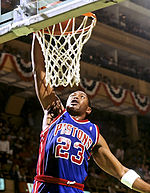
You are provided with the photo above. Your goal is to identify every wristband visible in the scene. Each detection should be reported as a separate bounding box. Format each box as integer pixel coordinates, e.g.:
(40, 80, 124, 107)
(121, 169, 141, 189)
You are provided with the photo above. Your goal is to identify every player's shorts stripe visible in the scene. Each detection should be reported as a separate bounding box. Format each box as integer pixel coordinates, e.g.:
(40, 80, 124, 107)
(34, 175, 84, 191)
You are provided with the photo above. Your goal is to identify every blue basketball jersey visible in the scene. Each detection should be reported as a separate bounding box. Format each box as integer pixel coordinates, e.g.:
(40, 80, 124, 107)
(33, 110, 99, 193)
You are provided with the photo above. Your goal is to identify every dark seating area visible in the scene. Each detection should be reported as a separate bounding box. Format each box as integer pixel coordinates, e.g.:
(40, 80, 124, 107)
(0, 109, 150, 193)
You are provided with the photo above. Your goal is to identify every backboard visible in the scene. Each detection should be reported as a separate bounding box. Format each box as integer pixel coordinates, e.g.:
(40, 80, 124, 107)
(0, 0, 126, 44)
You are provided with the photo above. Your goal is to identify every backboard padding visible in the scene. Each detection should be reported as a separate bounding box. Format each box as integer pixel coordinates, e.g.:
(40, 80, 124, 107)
(0, 0, 126, 44)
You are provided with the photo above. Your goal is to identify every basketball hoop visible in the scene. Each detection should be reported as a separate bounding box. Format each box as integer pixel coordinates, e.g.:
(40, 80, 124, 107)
(34, 12, 96, 87)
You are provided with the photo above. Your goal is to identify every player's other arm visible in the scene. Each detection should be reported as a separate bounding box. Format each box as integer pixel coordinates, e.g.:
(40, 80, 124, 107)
(31, 34, 64, 112)
(92, 134, 150, 193)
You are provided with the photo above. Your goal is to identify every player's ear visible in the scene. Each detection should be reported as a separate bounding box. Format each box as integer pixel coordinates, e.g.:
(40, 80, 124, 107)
(86, 106, 92, 115)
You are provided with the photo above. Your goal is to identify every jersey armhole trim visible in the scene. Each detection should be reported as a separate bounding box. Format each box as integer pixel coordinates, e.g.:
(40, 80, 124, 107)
(41, 109, 66, 136)
(91, 124, 100, 151)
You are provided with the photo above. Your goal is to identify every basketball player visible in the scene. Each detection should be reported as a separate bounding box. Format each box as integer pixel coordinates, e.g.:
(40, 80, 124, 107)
(31, 35, 150, 193)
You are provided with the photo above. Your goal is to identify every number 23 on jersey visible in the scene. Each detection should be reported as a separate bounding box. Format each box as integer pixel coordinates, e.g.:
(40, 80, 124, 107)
(55, 136, 85, 165)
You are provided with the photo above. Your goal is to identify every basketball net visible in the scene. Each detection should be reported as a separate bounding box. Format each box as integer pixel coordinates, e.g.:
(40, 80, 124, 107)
(34, 13, 96, 87)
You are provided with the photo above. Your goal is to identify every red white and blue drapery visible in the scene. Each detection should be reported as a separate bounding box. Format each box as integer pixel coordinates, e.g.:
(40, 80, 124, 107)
(0, 53, 32, 81)
(0, 53, 150, 114)
(79, 78, 150, 114)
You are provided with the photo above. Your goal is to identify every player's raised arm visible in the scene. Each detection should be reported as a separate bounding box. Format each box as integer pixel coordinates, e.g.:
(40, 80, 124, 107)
(92, 134, 150, 193)
(31, 34, 64, 128)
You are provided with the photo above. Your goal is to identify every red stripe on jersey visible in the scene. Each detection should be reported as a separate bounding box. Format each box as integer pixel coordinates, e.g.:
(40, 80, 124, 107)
(95, 124, 100, 145)
(41, 109, 66, 136)
(70, 115, 90, 124)
(32, 181, 41, 193)
(37, 129, 49, 175)
(37, 109, 66, 175)
(88, 124, 100, 160)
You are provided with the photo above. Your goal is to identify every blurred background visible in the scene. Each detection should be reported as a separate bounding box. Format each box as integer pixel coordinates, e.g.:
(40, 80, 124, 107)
(0, 0, 150, 192)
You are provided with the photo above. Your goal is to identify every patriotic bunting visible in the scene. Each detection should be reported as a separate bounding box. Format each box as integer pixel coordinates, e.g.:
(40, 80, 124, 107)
(103, 83, 128, 106)
(0, 53, 150, 114)
(0, 53, 33, 81)
(79, 78, 101, 98)
(130, 92, 150, 114)
(79, 78, 150, 114)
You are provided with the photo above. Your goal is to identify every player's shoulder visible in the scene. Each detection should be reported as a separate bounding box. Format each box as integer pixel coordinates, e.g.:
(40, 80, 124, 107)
(85, 121, 100, 139)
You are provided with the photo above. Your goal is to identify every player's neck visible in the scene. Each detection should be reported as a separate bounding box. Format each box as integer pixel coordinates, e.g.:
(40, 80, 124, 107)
(66, 108, 87, 120)
(71, 114, 87, 121)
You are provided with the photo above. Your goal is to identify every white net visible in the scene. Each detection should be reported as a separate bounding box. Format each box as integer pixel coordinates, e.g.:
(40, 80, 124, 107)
(35, 13, 96, 87)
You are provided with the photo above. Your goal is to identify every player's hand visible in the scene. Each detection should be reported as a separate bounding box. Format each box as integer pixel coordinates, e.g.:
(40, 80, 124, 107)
(48, 99, 63, 120)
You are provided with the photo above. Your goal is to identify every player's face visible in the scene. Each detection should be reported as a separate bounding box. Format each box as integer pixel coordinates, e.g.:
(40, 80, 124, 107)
(66, 91, 91, 118)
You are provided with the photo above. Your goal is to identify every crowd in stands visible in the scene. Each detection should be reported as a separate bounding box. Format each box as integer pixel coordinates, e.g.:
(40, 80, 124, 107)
(94, 9, 150, 41)
(1, 42, 150, 97)
(0, 108, 150, 193)
(82, 51, 150, 84)
(0, 116, 39, 185)
(131, 0, 150, 10)
(2, 42, 150, 88)
(85, 112, 150, 193)
(1, 1, 150, 192)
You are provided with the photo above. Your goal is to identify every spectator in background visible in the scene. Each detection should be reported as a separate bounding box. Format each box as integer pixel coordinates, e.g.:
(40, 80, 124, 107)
(0, 135, 10, 163)
(115, 145, 124, 162)
(144, 165, 150, 182)
(108, 57, 115, 66)
(0, 120, 3, 135)
(119, 13, 127, 30)
(108, 183, 117, 193)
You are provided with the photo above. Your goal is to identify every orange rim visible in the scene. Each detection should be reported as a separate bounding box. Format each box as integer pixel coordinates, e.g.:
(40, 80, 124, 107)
(43, 12, 97, 35)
